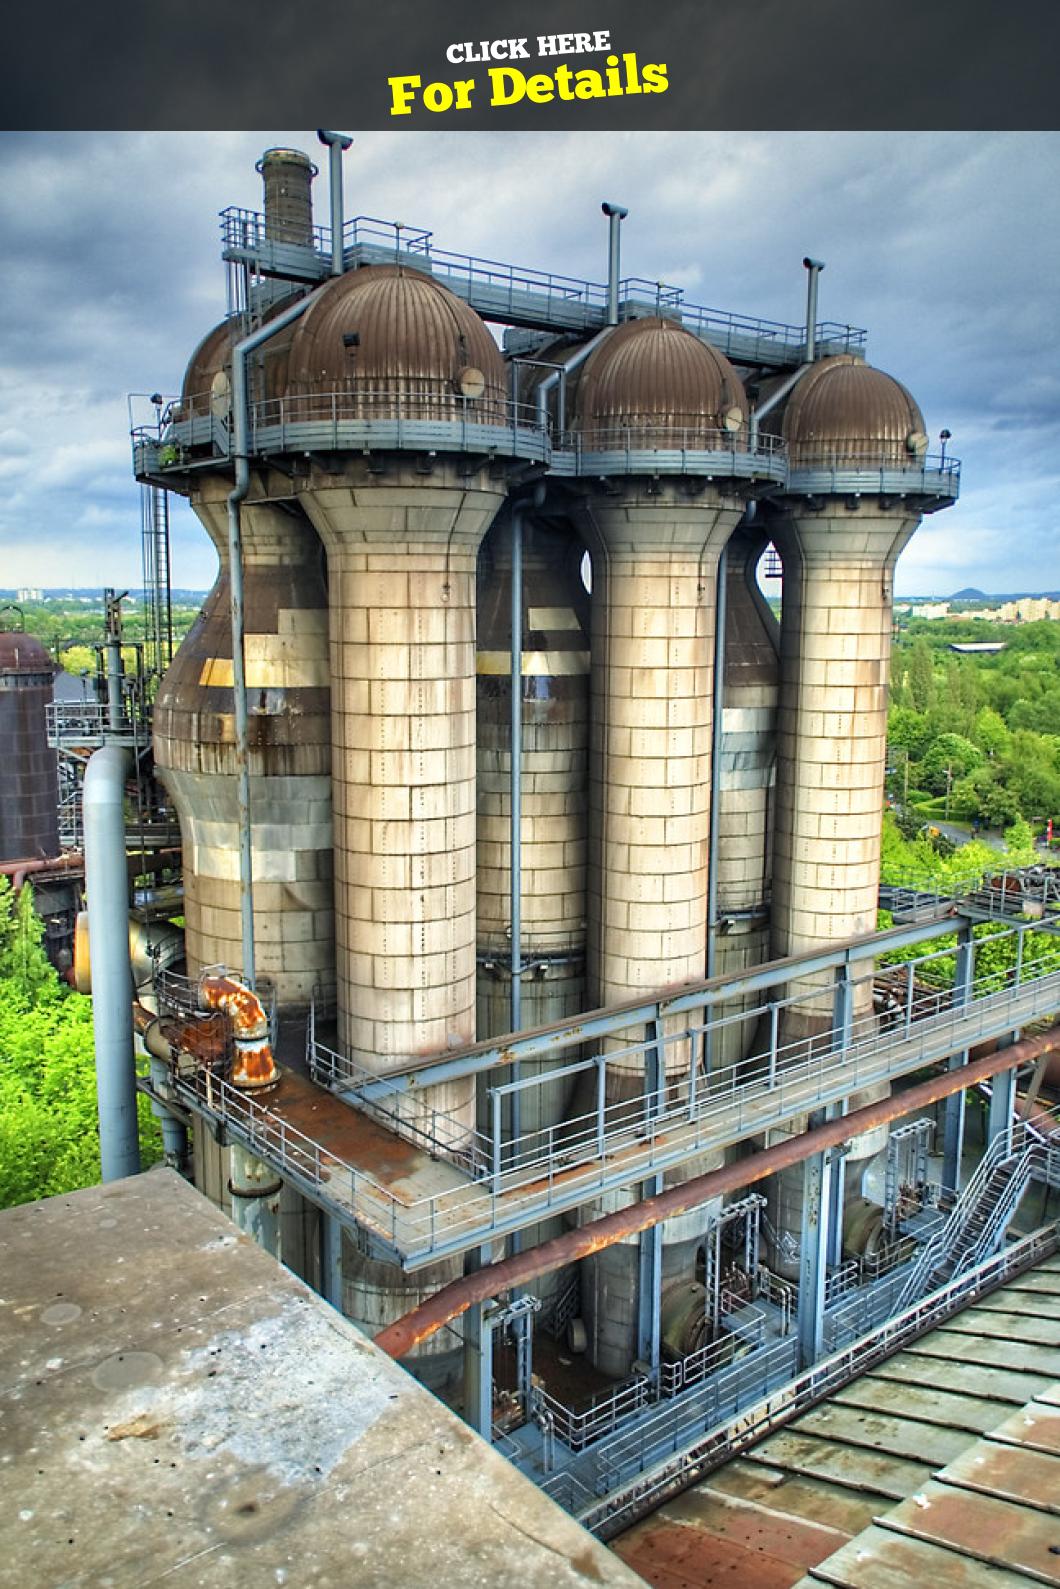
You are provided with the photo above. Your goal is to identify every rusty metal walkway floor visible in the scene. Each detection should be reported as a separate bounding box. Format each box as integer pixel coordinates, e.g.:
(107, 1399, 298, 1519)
(612, 1253, 1060, 1588)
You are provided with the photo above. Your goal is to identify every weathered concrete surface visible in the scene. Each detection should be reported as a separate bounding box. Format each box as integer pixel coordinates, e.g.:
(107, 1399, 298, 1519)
(0, 1169, 641, 1588)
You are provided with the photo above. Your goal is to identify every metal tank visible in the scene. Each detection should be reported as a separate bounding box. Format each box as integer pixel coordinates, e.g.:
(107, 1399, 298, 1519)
(711, 528, 780, 1066)
(283, 262, 515, 1379)
(566, 318, 760, 1375)
(476, 514, 590, 1056)
(0, 630, 59, 864)
(152, 439, 334, 1012)
(476, 511, 591, 1311)
(763, 355, 945, 1274)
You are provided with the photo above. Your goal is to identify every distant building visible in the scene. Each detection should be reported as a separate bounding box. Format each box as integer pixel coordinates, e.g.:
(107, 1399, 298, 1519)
(997, 596, 1060, 622)
(16, 587, 43, 603)
(948, 641, 1006, 654)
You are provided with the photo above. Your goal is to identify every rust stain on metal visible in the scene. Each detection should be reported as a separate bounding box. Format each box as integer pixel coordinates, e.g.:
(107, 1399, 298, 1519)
(198, 975, 278, 1089)
(613, 1517, 818, 1589)
(886, 1481, 1060, 1578)
(199, 975, 268, 1039)
(262, 1069, 428, 1190)
(374, 1026, 1060, 1359)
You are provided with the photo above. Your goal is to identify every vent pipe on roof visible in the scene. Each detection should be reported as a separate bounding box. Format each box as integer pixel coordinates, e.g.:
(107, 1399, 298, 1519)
(602, 201, 629, 326)
(318, 130, 354, 275)
(257, 148, 318, 248)
(803, 256, 825, 362)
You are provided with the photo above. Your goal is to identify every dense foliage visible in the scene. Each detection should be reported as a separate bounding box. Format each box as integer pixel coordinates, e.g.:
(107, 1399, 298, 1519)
(0, 880, 161, 1209)
(889, 620, 1060, 832)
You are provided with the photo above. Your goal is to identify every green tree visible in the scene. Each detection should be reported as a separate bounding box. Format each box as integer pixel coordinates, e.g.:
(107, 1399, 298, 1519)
(907, 636, 936, 713)
(972, 706, 1011, 759)
(919, 733, 984, 795)
(0, 882, 161, 1209)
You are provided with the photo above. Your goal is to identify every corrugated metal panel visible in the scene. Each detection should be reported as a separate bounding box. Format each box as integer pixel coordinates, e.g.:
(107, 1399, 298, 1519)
(574, 316, 747, 441)
(781, 356, 926, 469)
(285, 263, 506, 417)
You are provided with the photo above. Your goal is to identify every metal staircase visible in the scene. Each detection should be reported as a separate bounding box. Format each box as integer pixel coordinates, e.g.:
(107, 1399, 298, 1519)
(898, 1113, 1060, 1308)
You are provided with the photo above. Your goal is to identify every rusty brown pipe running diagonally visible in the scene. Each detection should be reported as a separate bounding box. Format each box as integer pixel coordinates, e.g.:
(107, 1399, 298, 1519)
(374, 1027, 1060, 1359)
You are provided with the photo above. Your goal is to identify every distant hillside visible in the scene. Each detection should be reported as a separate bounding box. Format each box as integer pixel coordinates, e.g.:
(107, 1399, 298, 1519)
(950, 587, 988, 600)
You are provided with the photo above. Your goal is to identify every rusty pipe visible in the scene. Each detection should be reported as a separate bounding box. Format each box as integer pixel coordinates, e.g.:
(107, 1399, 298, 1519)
(198, 973, 277, 1088)
(1, 853, 84, 891)
(374, 1025, 1060, 1358)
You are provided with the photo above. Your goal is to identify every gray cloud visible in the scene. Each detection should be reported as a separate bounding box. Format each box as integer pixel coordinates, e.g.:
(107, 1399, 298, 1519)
(0, 129, 1057, 595)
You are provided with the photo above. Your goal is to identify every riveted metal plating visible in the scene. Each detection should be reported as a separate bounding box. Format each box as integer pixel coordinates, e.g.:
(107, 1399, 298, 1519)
(574, 317, 748, 446)
(781, 354, 927, 468)
(284, 264, 507, 420)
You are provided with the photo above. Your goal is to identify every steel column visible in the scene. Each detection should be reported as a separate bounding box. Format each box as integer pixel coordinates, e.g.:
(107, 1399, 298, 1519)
(228, 1141, 283, 1256)
(463, 1245, 495, 1441)
(988, 1061, 1017, 1151)
(320, 1213, 344, 1309)
(943, 922, 975, 1190)
(84, 744, 140, 1182)
(796, 1126, 833, 1368)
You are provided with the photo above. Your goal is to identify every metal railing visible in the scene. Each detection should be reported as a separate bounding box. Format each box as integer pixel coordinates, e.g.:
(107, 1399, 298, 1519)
(896, 1104, 1060, 1309)
(575, 1222, 1059, 1535)
(291, 916, 1060, 1261)
(554, 425, 787, 476)
(219, 205, 869, 359)
(46, 699, 148, 747)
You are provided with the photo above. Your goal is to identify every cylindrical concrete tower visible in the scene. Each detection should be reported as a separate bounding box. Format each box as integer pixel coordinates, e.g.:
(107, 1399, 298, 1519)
(288, 265, 511, 1119)
(153, 325, 334, 1011)
(285, 264, 516, 1377)
(770, 358, 929, 1010)
(0, 630, 59, 864)
(574, 319, 752, 1080)
(567, 319, 774, 1375)
(763, 355, 950, 1272)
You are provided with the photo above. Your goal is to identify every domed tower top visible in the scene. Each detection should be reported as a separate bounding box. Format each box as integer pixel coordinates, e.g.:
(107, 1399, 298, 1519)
(781, 354, 928, 468)
(284, 264, 506, 421)
(178, 321, 231, 421)
(573, 317, 748, 445)
(0, 630, 53, 678)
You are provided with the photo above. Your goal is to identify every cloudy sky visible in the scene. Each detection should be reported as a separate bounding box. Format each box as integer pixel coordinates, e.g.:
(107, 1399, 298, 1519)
(1, 130, 1057, 596)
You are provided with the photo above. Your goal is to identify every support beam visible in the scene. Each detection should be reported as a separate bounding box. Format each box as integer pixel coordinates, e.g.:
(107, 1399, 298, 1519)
(373, 1024, 1060, 1358)
(988, 1061, 1018, 1151)
(943, 922, 975, 1190)
(321, 1213, 344, 1310)
(797, 1140, 832, 1368)
(462, 1245, 494, 1441)
(636, 1180, 663, 1377)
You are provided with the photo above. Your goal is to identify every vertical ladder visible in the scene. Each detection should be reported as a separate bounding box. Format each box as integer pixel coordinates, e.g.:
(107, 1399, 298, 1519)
(140, 484, 173, 683)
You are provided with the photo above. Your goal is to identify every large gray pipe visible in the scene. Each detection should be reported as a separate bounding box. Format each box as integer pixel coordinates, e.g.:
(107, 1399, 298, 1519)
(535, 327, 614, 435)
(803, 257, 825, 362)
(318, 130, 353, 276)
(601, 201, 629, 326)
(84, 745, 140, 1181)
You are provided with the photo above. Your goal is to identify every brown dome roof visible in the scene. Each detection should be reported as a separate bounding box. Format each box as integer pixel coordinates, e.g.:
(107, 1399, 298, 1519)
(573, 318, 747, 443)
(284, 264, 505, 417)
(0, 631, 53, 677)
(178, 298, 302, 422)
(782, 355, 928, 466)
(179, 321, 231, 417)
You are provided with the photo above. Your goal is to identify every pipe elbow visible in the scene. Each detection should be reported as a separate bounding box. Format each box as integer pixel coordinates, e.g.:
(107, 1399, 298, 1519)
(198, 974, 278, 1090)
